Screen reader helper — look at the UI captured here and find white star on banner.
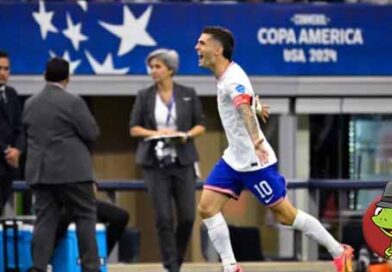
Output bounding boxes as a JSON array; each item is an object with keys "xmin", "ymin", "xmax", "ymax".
[
  {"xmin": 85, "ymin": 51, "xmax": 129, "ymax": 75},
  {"xmin": 63, "ymin": 13, "xmax": 88, "ymax": 50},
  {"xmin": 49, "ymin": 50, "xmax": 81, "ymax": 74},
  {"xmin": 77, "ymin": 0, "xmax": 88, "ymax": 12},
  {"xmin": 99, "ymin": 5, "xmax": 156, "ymax": 56},
  {"xmin": 32, "ymin": 1, "xmax": 58, "ymax": 40}
]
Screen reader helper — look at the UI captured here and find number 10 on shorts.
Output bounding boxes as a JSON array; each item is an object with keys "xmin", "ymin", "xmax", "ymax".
[{"xmin": 254, "ymin": 180, "xmax": 273, "ymax": 199}]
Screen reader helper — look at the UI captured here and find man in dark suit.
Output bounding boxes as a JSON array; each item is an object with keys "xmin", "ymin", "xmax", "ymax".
[
  {"xmin": 23, "ymin": 58, "xmax": 100, "ymax": 272},
  {"xmin": 0, "ymin": 51, "xmax": 24, "ymax": 215},
  {"xmin": 56, "ymin": 198, "xmax": 130, "ymax": 256}
]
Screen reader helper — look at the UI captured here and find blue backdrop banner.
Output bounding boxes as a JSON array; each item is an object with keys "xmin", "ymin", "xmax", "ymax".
[{"xmin": 0, "ymin": 2, "xmax": 391, "ymax": 75}]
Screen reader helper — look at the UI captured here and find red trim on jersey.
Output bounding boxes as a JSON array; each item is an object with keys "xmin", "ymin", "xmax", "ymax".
[{"xmin": 232, "ymin": 94, "xmax": 251, "ymax": 108}]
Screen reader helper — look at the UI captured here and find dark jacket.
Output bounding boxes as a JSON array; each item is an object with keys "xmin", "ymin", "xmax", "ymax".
[
  {"xmin": 22, "ymin": 84, "xmax": 100, "ymax": 185},
  {"xmin": 0, "ymin": 86, "xmax": 24, "ymax": 174},
  {"xmin": 129, "ymin": 82, "xmax": 205, "ymax": 167}
]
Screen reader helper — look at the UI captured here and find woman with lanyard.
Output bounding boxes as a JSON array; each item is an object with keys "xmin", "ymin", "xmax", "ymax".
[{"xmin": 129, "ymin": 48, "xmax": 205, "ymax": 272}]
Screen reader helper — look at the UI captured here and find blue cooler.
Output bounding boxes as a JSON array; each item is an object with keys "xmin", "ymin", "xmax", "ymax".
[
  {"xmin": 51, "ymin": 223, "xmax": 107, "ymax": 272},
  {"xmin": 0, "ymin": 221, "xmax": 33, "ymax": 272}
]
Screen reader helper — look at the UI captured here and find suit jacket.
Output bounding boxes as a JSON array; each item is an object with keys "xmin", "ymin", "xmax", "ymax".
[
  {"xmin": 22, "ymin": 84, "xmax": 100, "ymax": 185},
  {"xmin": 129, "ymin": 82, "xmax": 205, "ymax": 167},
  {"xmin": 0, "ymin": 86, "xmax": 24, "ymax": 175}
]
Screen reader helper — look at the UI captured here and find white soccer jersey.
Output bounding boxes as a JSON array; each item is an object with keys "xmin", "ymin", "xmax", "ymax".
[{"xmin": 217, "ymin": 62, "xmax": 277, "ymax": 172}]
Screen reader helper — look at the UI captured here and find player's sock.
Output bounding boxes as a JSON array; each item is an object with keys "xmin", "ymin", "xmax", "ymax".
[
  {"xmin": 292, "ymin": 209, "xmax": 344, "ymax": 258},
  {"xmin": 203, "ymin": 212, "xmax": 237, "ymax": 268}
]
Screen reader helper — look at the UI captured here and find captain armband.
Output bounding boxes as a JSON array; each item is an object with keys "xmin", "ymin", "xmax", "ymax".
[{"xmin": 232, "ymin": 94, "xmax": 251, "ymax": 108}]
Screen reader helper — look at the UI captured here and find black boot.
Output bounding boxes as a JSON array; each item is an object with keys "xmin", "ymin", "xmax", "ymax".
[{"xmin": 165, "ymin": 262, "xmax": 180, "ymax": 272}]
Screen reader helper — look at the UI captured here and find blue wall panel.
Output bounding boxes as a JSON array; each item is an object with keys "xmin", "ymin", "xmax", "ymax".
[{"xmin": 0, "ymin": 2, "xmax": 391, "ymax": 75}]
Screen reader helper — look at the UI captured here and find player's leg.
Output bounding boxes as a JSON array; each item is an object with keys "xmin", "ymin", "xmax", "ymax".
[
  {"xmin": 198, "ymin": 159, "xmax": 244, "ymax": 272},
  {"xmin": 199, "ymin": 190, "xmax": 243, "ymax": 272},
  {"xmin": 269, "ymin": 198, "xmax": 353, "ymax": 272},
  {"xmin": 243, "ymin": 164, "xmax": 353, "ymax": 272},
  {"xmin": 270, "ymin": 198, "xmax": 343, "ymax": 255}
]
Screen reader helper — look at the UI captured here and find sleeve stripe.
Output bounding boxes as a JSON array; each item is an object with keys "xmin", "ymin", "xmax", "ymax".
[{"xmin": 233, "ymin": 94, "xmax": 251, "ymax": 108}]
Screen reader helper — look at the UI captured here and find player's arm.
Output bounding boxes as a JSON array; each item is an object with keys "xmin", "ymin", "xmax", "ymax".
[{"xmin": 234, "ymin": 94, "xmax": 269, "ymax": 164}]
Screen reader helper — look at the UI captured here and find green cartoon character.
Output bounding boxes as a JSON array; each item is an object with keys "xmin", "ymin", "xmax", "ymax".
[{"xmin": 372, "ymin": 182, "xmax": 392, "ymax": 259}]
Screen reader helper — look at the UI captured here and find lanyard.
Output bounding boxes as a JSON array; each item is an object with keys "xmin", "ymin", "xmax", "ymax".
[{"xmin": 165, "ymin": 95, "xmax": 175, "ymax": 126}]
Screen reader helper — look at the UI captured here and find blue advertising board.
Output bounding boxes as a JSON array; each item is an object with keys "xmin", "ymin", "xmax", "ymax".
[{"xmin": 0, "ymin": 2, "xmax": 391, "ymax": 75}]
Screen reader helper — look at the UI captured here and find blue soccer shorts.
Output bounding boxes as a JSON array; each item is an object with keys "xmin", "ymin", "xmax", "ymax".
[{"xmin": 204, "ymin": 159, "xmax": 287, "ymax": 207}]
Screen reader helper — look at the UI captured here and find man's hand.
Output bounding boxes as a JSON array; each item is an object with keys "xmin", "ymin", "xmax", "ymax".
[
  {"xmin": 4, "ymin": 146, "xmax": 20, "ymax": 168},
  {"xmin": 92, "ymin": 182, "xmax": 98, "ymax": 195},
  {"xmin": 255, "ymin": 95, "xmax": 270, "ymax": 124},
  {"xmin": 254, "ymin": 139, "xmax": 269, "ymax": 165}
]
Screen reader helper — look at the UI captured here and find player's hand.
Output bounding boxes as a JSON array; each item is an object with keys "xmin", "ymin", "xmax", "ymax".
[
  {"xmin": 254, "ymin": 139, "xmax": 269, "ymax": 165},
  {"xmin": 255, "ymin": 95, "xmax": 270, "ymax": 124}
]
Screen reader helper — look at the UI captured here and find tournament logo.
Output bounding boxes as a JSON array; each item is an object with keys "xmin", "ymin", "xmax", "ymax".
[
  {"xmin": 235, "ymin": 84, "xmax": 246, "ymax": 93},
  {"xmin": 363, "ymin": 182, "xmax": 392, "ymax": 259}
]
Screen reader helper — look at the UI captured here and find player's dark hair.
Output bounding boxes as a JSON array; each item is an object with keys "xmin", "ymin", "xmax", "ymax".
[
  {"xmin": 202, "ymin": 26, "xmax": 234, "ymax": 61},
  {"xmin": 0, "ymin": 51, "xmax": 9, "ymax": 59}
]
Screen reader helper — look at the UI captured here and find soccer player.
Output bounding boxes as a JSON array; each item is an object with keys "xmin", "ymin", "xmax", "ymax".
[{"xmin": 194, "ymin": 26, "xmax": 353, "ymax": 272}]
